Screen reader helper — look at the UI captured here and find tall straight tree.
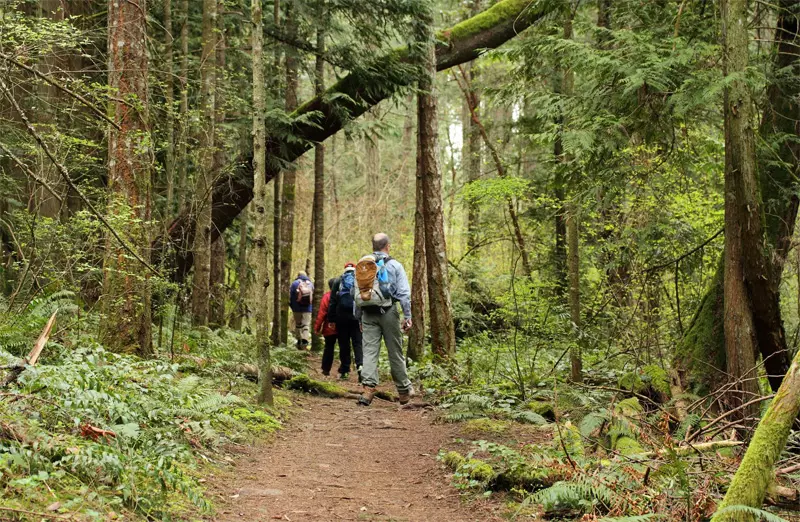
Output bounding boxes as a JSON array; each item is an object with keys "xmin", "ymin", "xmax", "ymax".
[
  {"xmin": 418, "ymin": 11, "xmax": 455, "ymax": 358},
  {"xmin": 101, "ymin": 0, "xmax": 153, "ymax": 356},
  {"xmin": 252, "ymin": 0, "xmax": 273, "ymax": 406},
  {"xmin": 311, "ymin": 13, "xmax": 326, "ymax": 353},
  {"xmin": 164, "ymin": 0, "xmax": 175, "ymax": 219},
  {"xmin": 270, "ymin": 0, "xmax": 282, "ymax": 346},
  {"xmin": 209, "ymin": 3, "xmax": 227, "ymax": 327},
  {"xmin": 278, "ymin": 0, "xmax": 299, "ymax": 345},
  {"xmin": 409, "ymin": 154, "xmax": 427, "ymax": 361},
  {"xmin": 721, "ymin": 0, "xmax": 760, "ymax": 419},
  {"xmin": 190, "ymin": 0, "xmax": 217, "ymax": 325},
  {"xmin": 177, "ymin": 0, "xmax": 190, "ymax": 210}
]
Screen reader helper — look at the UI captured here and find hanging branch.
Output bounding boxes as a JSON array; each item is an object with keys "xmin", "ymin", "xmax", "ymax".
[
  {"xmin": 0, "ymin": 78, "xmax": 161, "ymax": 277},
  {"xmin": 0, "ymin": 141, "xmax": 63, "ymax": 204},
  {"xmin": 1, "ymin": 53, "xmax": 121, "ymax": 130},
  {"xmin": 451, "ymin": 65, "xmax": 532, "ymax": 276}
]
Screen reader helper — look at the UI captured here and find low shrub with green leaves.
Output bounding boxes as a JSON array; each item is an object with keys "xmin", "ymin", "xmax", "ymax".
[{"xmin": 0, "ymin": 343, "xmax": 283, "ymax": 519}]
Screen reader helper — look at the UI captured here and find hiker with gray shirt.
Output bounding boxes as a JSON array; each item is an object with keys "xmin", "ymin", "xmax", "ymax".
[{"xmin": 355, "ymin": 233, "xmax": 413, "ymax": 406}]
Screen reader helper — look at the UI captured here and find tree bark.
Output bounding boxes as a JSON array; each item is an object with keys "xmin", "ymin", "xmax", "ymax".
[
  {"xmin": 231, "ymin": 204, "xmax": 249, "ymax": 330},
  {"xmin": 567, "ymin": 201, "xmax": 582, "ymax": 382},
  {"xmin": 278, "ymin": 0, "xmax": 298, "ymax": 345},
  {"xmin": 155, "ymin": 0, "xmax": 550, "ymax": 280},
  {"xmin": 101, "ymin": 0, "xmax": 153, "ymax": 356},
  {"xmin": 190, "ymin": 0, "xmax": 217, "ymax": 326},
  {"xmin": 312, "ymin": 18, "xmax": 326, "ymax": 353},
  {"xmin": 209, "ymin": 5, "xmax": 227, "ymax": 327},
  {"xmin": 270, "ymin": 0, "xmax": 282, "ymax": 347},
  {"xmin": 418, "ymin": 14, "xmax": 456, "ymax": 359},
  {"xmin": 164, "ymin": 0, "xmax": 175, "ymax": 220},
  {"xmin": 721, "ymin": 0, "xmax": 764, "ymax": 420},
  {"xmin": 178, "ymin": 0, "xmax": 190, "ymax": 211},
  {"xmin": 409, "ymin": 145, "xmax": 427, "ymax": 361},
  {"xmin": 252, "ymin": 0, "xmax": 274, "ymax": 406},
  {"xmin": 463, "ymin": 62, "xmax": 481, "ymax": 255}
]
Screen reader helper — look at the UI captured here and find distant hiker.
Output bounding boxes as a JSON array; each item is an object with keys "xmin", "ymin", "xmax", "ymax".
[
  {"xmin": 289, "ymin": 271, "xmax": 314, "ymax": 350},
  {"xmin": 328, "ymin": 262, "xmax": 363, "ymax": 382},
  {"xmin": 356, "ymin": 233, "xmax": 413, "ymax": 406},
  {"xmin": 316, "ymin": 278, "xmax": 348, "ymax": 378}
]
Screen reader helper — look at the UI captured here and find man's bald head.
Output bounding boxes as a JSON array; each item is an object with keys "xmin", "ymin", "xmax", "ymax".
[{"xmin": 372, "ymin": 233, "xmax": 390, "ymax": 252}]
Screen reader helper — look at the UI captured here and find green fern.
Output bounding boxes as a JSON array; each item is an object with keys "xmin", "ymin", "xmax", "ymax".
[
  {"xmin": 711, "ymin": 506, "xmax": 789, "ymax": 522},
  {"xmin": 598, "ymin": 515, "xmax": 662, "ymax": 522}
]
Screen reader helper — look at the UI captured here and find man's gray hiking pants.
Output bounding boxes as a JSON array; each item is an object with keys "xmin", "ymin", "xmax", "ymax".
[{"xmin": 360, "ymin": 305, "xmax": 412, "ymax": 393}]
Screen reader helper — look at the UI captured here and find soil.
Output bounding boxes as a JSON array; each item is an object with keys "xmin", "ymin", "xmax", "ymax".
[{"xmin": 208, "ymin": 381, "xmax": 506, "ymax": 521}]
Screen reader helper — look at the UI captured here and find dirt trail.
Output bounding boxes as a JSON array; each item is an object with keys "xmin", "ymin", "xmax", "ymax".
[{"xmin": 210, "ymin": 392, "xmax": 504, "ymax": 521}]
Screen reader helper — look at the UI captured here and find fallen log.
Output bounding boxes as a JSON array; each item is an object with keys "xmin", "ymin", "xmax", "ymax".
[{"xmin": 1, "ymin": 311, "xmax": 57, "ymax": 388}]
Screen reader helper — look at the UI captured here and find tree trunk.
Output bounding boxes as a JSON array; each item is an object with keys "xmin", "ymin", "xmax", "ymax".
[
  {"xmin": 365, "ymin": 110, "xmax": 381, "ymax": 202},
  {"xmin": 409, "ymin": 151, "xmax": 427, "ymax": 361},
  {"xmin": 252, "ymin": 0, "xmax": 274, "ymax": 406},
  {"xmin": 178, "ymin": 0, "xmax": 190, "ymax": 211},
  {"xmin": 164, "ymin": 0, "xmax": 175, "ymax": 220},
  {"xmin": 270, "ymin": 0, "xmax": 283, "ymax": 347},
  {"xmin": 155, "ymin": 0, "xmax": 551, "ymax": 280},
  {"xmin": 715, "ymin": 349, "xmax": 800, "ymax": 521},
  {"xmin": 562, "ymin": 14, "xmax": 581, "ymax": 382},
  {"xmin": 463, "ymin": 63, "xmax": 481, "ymax": 255},
  {"xmin": 721, "ymin": 0, "xmax": 762, "ymax": 420},
  {"xmin": 278, "ymin": 0, "xmax": 298, "ymax": 345},
  {"xmin": 418, "ymin": 14, "xmax": 456, "ymax": 359},
  {"xmin": 209, "ymin": 6, "xmax": 227, "ymax": 327},
  {"xmin": 101, "ymin": 0, "xmax": 153, "ymax": 356},
  {"xmin": 312, "ymin": 19, "xmax": 326, "ymax": 353},
  {"xmin": 231, "ymin": 204, "xmax": 249, "ymax": 330},
  {"xmin": 675, "ymin": 0, "xmax": 800, "ymax": 397},
  {"xmin": 190, "ymin": 0, "xmax": 217, "ymax": 326},
  {"xmin": 567, "ymin": 201, "xmax": 582, "ymax": 382}
]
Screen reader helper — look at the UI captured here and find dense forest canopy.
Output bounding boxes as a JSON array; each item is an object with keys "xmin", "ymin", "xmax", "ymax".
[{"xmin": 3, "ymin": 0, "xmax": 800, "ymax": 520}]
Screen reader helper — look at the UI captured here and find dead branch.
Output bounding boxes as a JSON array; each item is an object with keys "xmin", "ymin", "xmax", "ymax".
[{"xmin": 2, "ymin": 310, "xmax": 57, "ymax": 388}]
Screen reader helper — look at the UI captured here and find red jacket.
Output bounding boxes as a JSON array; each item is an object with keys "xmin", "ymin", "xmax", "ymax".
[{"xmin": 314, "ymin": 292, "xmax": 337, "ymax": 337}]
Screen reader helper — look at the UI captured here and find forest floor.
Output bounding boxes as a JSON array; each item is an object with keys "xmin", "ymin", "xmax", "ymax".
[{"xmin": 206, "ymin": 364, "xmax": 507, "ymax": 521}]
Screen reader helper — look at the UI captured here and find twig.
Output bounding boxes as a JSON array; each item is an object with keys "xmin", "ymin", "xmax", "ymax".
[
  {"xmin": 0, "ymin": 505, "xmax": 75, "ymax": 520},
  {"xmin": 0, "ymin": 142, "xmax": 64, "ymax": 203}
]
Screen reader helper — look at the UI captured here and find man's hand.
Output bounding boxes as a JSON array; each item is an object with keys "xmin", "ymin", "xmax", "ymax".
[
  {"xmin": 327, "ymin": 322, "xmax": 336, "ymax": 331},
  {"xmin": 401, "ymin": 318, "xmax": 412, "ymax": 333}
]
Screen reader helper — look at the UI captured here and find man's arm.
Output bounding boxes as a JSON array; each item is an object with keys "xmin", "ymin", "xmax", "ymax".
[
  {"xmin": 391, "ymin": 261, "xmax": 412, "ymax": 320},
  {"xmin": 289, "ymin": 280, "xmax": 297, "ymax": 310}
]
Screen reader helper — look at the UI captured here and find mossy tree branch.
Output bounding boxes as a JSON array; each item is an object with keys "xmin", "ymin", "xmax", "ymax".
[{"xmin": 155, "ymin": 0, "xmax": 551, "ymax": 280}]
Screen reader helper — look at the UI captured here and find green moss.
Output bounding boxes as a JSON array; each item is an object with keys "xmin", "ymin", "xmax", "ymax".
[
  {"xmin": 613, "ymin": 436, "xmax": 645, "ymax": 456},
  {"xmin": 674, "ymin": 262, "xmax": 726, "ymax": 396},
  {"xmin": 230, "ymin": 408, "xmax": 281, "ymax": 434},
  {"xmin": 558, "ymin": 421, "xmax": 584, "ymax": 458},
  {"xmin": 440, "ymin": 0, "xmax": 533, "ymax": 43},
  {"xmin": 615, "ymin": 398, "xmax": 643, "ymax": 417},
  {"xmin": 527, "ymin": 401, "xmax": 556, "ymax": 422},
  {"xmin": 441, "ymin": 450, "xmax": 466, "ymax": 469},
  {"xmin": 618, "ymin": 371, "xmax": 644, "ymax": 393},
  {"xmin": 463, "ymin": 418, "xmax": 510, "ymax": 435},
  {"xmin": 285, "ymin": 374, "xmax": 348, "ymax": 398},
  {"xmin": 642, "ymin": 364, "xmax": 670, "ymax": 395}
]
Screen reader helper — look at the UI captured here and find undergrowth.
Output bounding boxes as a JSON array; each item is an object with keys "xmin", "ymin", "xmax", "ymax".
[{"xmin": 0, "ymin": 301, "xmax": 294, "ymax": 520}]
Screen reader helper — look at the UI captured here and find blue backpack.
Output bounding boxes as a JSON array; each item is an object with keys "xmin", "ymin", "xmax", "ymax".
[{"xmin": 337, "ymin": 270, "xmax": 356, "ymax": 317}]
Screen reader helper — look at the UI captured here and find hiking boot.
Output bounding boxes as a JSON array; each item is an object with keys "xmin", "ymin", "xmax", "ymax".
[
  {"xmin": 358, "ymin": 386, "xmax": 375, "ymax": 406},
  {"xmin": 321, "ymin": 371, "xmax": 330, "ymax": 377},
  {"xmin": 398, "ymin": 386, "xmax": 414, "ymax": 405},
  {"xmin": 340, "ymin": 372, "xmax": 350, "ymax": 381},
  {"xmin": 356, "ymin": 365, "xmax": 363, "ymax": 384}
]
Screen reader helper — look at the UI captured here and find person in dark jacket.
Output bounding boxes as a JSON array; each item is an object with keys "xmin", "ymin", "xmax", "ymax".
[
  {"xmin": 289, "ymin": 271, "xmax": 314, "ymax": 350},
  {"xmin": 316, "ymin": 278, "xmax": 348, "ymax": 379},
  {"xmin": 328, "ymin": 262, "xmax": 363, "ymax": 382}
]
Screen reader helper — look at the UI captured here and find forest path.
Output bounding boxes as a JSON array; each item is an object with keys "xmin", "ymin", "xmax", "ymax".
[{"xmin": 209, "ymin": 386, "xmax": 504, "ymax": 521}]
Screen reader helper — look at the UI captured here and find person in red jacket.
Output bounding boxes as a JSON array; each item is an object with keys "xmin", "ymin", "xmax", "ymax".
[{"xmin": 315, "ymin": 278, "xmax": 344, "ymax": 378}]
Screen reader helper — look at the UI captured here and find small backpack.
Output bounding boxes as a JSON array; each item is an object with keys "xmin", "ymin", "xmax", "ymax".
[
  {"xmin": 337, "ymin": 270, "xmax": 356, "ymax": 317},
  {"xmin": 354, "ymin": 254, "xmax": 393, "ymax": 309},
  {"xmin": 297, "ymin": 279, "xmax": 313, "ymax": 306}
]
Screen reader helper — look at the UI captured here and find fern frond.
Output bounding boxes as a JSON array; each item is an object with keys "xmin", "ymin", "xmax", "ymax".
[{"xmin": 711, "ymin": 506, "xmax": 789, "ymax": 522}]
